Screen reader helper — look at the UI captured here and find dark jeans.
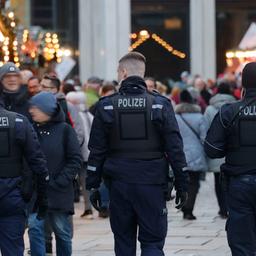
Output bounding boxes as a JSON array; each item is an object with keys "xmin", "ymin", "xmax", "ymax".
[
  {"xmin": 110, "ymin": 181, "xmax": 167, "ymax": 256},
  {"xmin": 226, "ymin": 175, "xmax": 256, "ymax": 256},
  {"xmin": 214, "ymin": 172, "xmax": 228, "ymax": 215},
  {"xmin": 182, "ymin": 171, "xmax": 201, "ymax": 214}
]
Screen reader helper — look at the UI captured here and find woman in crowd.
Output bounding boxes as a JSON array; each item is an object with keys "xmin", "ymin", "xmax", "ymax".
[
  {"xmin": 204, "ymin": 82, "xmax": 235, "ymax": 218},
  {"xmin": 175, "ymin": 90, "xmax": 208, "ymax": 220},
  {"xmin": 28, "ymin": 92, "xmax": 82, "ymax": 256},
  {"xmin": 66, "ymin": 91, "xmax": 94, "ymax": 219}
]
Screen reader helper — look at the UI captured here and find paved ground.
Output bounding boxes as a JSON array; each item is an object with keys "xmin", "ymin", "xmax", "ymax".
[{"xmin": 24, "ymin": 173, "xmax": 231, "ymax": 255}]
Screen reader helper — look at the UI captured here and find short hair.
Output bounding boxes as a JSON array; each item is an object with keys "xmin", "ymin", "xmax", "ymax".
[
  {"xmin": 28, "ymin": 76, "xmax": 39, "ymax": 83},
  {"xmin": 43, "ymin": 74, "xmax": 61, "ymax": 90},
  {"xmin": 63, "ymin": 82, "xmax": 75, "ymax": 95},
  {"xmin": 101, "ymin": 82, "xmax": 116, "ymax": 95},
  {"xmin": 217, "ymin": 81, "xmax": 232, "ymax": 95},
  {"xmin": 119, "ymin": 52, "xmax": 146, "ymax": 78}
]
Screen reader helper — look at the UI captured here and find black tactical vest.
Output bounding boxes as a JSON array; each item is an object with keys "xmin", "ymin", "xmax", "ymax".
[
  {"xmin": 225, "ymin": 100, "xmax": 256, "ymax": 166},
  {"xmin": 0, "ymin": 109, "xmax": 23, "ymax": 177},
  {"xmin": 108, "ymin": 92, "xmax": 164, "ymax": 159}
]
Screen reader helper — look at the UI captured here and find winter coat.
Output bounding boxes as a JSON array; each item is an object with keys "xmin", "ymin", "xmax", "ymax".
[
  {"xmin": 2, "ymin": 85, "xmax": 31, "ymax": 120},
  {"xmin": 67, "ymin": 102, "xmax": 85, "ymax": 146},
  {"xmin": 204, "ymin": 93, "xmax": 235, "ymax": 172},
  {"xmin": 175, "ymin": 103, "xmax": 208, "ymax": 172},
  {"xmin": 33, "ymin": 105, "xmax": 82, "ymax": 214}
]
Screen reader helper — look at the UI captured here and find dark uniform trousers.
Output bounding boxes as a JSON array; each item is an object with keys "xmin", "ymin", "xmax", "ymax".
[
  {"xmin": 0, "ymin": 186, "xmax": 27, "ymax": 256},
  {"xmin": 226, "ymin": 175, "xmax": 256, "ymax": 256},
  {"xmin": 109, "ymin": 180, "xmax": 167, "ymax": 256}
]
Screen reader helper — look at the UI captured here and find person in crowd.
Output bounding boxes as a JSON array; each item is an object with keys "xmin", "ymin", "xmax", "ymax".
[
  {"xmin": 194, "ymin": 77, "xmax": 212, "ymax": 106},
  {"xmin": 62, "ymin": 81, "xmax": 76, "ymax": 95},
  {"xmin": 84, "ymin": 76, "xmax": 102, "ymax": 109},
  {"xmin": 156, "ymin": 81, "xmax": 168, "ymax": 96},
  {"xmin": 0, "ymin": 62, "xmax": 36, "ymax": 209},
  {"xmin": 40, "ymin": 74, "xmax": 84, "ymax": 252},
  {"xmin": 0, "ymin": 67, "xmax": 48, "ymax": 256},
  {"xmin": 0, "ymin": 63, "xmax": 30, "ymax": 119},
  {"xmin": 27, "ymin": 76, "xmax": 42, "ymax": 97},
  {"xmin": 88, "ymin": 82, "xmax": 117, "ymax": 218},
  {"xmin": 175, "ymin": 90, "xmax": 208, "ymax": 220},
  {"xmin": 40, "ymin": 74, "xmax": 73, "ymax": 126},
  {"xmin": 86, "ymin": 52, "xmax": 188, "ymax": 255},
  {"xmin": 204, "ymin": 62, "xmax": 256, "ymax": 255},
  {"xmin": 204, "ymin": 82, "xmax": 235, "ymax": 218},
  {"xmin": 206, "ymin": 79, "xmax": 218, "ymax": 95},
  {"xmin": 89, "ymin": 81, "xmax": 117, "ymax": 115},
  {"xmin": 171, "ymin": 86, "xmax": 181, "ymax": 105},
  {"xmin": 28, "ymin": 91, "xmax": 82, "ymax": 256},
  {"xmin": 66, "ymin": 91, "xmax": 94, "ymax": 219},
  {"xmin": 20, "ymin": 69, "xmax": 33, "ymax": 85},
  {"xmin": 174, "ymin": 71, "xmax": 190, "ymax": 90},
  {"xmin": 145, "ymin": 76, "xmax": 157, "ymax": 92}
]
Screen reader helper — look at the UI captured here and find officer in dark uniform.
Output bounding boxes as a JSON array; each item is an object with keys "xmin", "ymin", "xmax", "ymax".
[
  {"xmin": 0, "ymin": 81, "xmax": 48, "ymax": 255},
  {"xmin": 205, "ymin": 62, "xmax": 256, "ymax": 256},
  {"xmin": 86, "ymin": 52, "xmax": 188, "ymax": 256}
]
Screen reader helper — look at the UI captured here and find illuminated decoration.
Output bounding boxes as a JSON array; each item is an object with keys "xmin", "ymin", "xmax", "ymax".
[
  {"xmin": 0, "ymin": 7, "xmax": 20, "ymax": 66},
  {"xmin": 129, "ymin": 30, "xmax": 186, "ymax": 59},
  {"xmin": 225, "ymin": 49, "xmax": 256, "ymax": 71},
  {"xmin": 129, "ymin": 30, "xmax": 150, "ymax": 51}
]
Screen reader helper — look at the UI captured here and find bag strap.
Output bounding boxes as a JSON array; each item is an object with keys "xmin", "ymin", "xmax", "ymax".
[{"xmin": 179, "ymin": 114, "xmax": 201, "ymax": 142}]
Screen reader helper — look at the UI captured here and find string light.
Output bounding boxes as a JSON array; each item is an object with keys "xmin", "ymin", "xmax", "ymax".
[
  {"xmin": 129, "ymin": 31, "xmax": 186, "ymax": 59},
  {"xmin": 8, "ymin": 12, "xmax": 14, "ymax": 19}
]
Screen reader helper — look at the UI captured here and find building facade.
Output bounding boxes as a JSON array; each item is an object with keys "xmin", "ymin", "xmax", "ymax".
[{"xmin": 10, "ymin": 0, "xmax": 256, "ymax": 81}]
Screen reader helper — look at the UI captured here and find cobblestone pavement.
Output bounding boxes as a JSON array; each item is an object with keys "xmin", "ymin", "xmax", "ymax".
[{"xmin": 25, "ymin": 173, "xmax": 231, "ymax": 255}]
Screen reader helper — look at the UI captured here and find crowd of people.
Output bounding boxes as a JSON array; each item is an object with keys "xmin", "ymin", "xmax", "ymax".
[{"xmin": 0, "ymin": 59, "xmax": 244, "ymax": 255}]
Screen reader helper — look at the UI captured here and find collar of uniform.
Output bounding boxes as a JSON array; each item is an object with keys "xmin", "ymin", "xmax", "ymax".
[
  {"xmin": 244, "ymin": 88, "xmax": 256, "ymax": 99},
  {"xmin": 0, "ymin": 97, "xmax": 4, "ymax": 107},
  {"xmin": 120, "ymin": 76, "xmax": 146, "ymax": 94}
]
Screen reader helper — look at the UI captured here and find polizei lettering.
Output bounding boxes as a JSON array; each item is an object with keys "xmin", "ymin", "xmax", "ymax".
[
  {"xmin": 0, "ymin": 117, "xmax": 9, "ymax": 127},
  {"xmin": 241, "ymin": 105, "xmax": 256, "ymax": 116},
  {"xmin": 118, "ymin": 98, "xmax": 146, "ymax": 108}
]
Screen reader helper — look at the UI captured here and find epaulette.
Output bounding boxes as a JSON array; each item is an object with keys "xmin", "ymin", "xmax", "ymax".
[
  {"xmin": 148, "ymin": 90, "xmax": 171, "ymax": 103},
  {"xmin": 99, "ymin": 92, "xmax": 119, "ymax": 101}
]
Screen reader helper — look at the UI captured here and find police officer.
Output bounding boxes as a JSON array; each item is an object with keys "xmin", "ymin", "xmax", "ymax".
[
  {"xmin": 0, "ymin": 79, "xmax": 48, "ymax": 255},
  {"xmin": 205, "ymin": 62, "xmax": 256, "ymax": 256},
  {"xmin": 86, "ymin": 52, "xmax": 189, "ymax": 256}
]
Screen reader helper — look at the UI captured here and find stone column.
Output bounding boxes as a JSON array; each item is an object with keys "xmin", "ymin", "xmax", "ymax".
[
  {"xmin": 79, "ymin": 0, "xmax": 131, "ymax": 82},
  {"xmin": 190, "ymin": 0, "xmax": 216, "ymax": 79}
]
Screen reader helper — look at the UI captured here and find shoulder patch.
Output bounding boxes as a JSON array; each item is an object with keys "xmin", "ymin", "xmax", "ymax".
[{"xmin": 15, "ymin": 118, "xmax": 24, "ymax": 122}]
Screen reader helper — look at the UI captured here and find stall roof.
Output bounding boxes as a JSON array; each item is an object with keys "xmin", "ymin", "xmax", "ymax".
[{"xmin": 239, "ymin": 22, "xmax": 256, "ymax": 50}]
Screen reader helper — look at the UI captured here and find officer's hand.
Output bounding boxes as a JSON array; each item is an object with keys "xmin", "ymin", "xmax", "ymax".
[
  {"xmin": 164, "ymin": 181, "xmax": 174, "ymax": 201},
  {"xmin": 175, "ymin": 191, "xmax": 188, "ymax": 209},
  {"xmin": 90, "ymin": 189, "xmax": 102, "ymax": 212}
]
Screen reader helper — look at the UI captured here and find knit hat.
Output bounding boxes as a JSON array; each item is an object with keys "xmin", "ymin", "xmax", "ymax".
[
  {"xmin": 242, "ymin": 62, "xmax": 256, "ymax": 88},
  {"xmin": 30, "ymin": 92, "xmax": 57, "ymax": 116},
  {"xmin": 0, "ymin": 62, "xmax": 20, "ymax": 81}
]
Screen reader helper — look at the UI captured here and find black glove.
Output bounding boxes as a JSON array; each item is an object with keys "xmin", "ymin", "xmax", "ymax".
[
  {"xmin": 175, "ymin": 190, "xmax": 188, "ymax": 209},
  {"xmin": 164, "ymin": 180, "xmax": 174, "ymax": 201},
  {"xmin": 36, "ymin": 197, "xmax": 48, "ymax": 220},
  {"xmin": 90, "ymin": 189, "xmax": 102, "ymax": 212}
]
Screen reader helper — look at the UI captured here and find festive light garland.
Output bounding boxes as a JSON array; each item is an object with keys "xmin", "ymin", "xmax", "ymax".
[
  {"xmin": 129, "ymin": 30, "xmax": 186, "ymax": 59},
  {"xmin": 0, "ymin": 9, "xmax": 20, "ymax": 66}
]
